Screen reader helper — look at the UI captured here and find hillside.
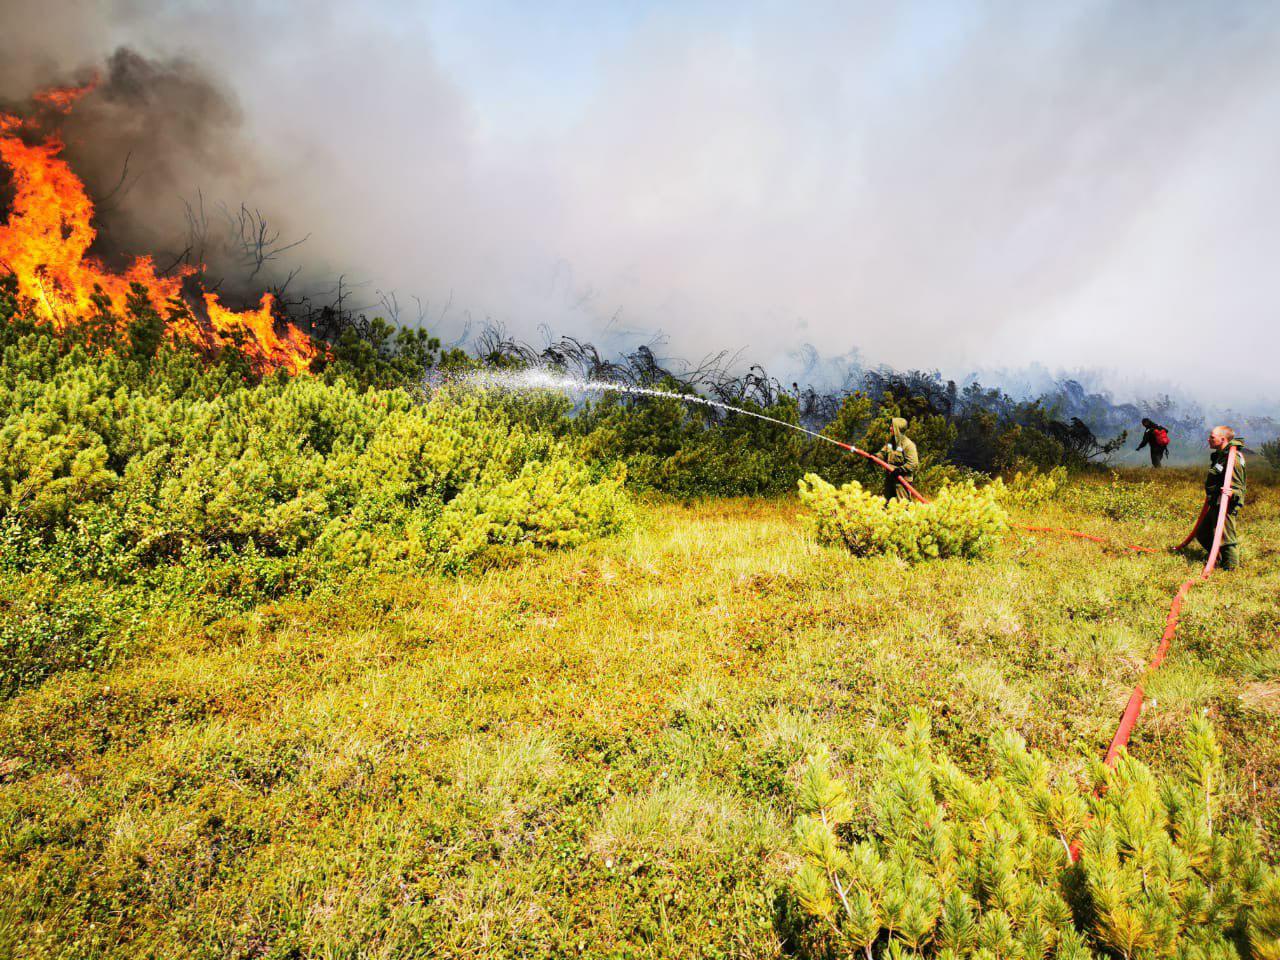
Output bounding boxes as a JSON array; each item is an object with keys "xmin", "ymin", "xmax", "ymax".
[{"xmin": 3, "ymin": 468, "xmax": 1277, "ymax": 958}]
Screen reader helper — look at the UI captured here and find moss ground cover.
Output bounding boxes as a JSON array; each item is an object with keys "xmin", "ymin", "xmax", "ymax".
[{"xmin": 0, "ymin": 466, "xmax": 1276, "ymax": 957}]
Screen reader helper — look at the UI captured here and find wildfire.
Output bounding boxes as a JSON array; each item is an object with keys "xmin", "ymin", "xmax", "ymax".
[
  {"xmin": 0, "ymin": 84, "xmax": 318, "ymax": 375},
  {"xmin": 33, "ymin": 78, "xmax": 98, "ymax": 113}
]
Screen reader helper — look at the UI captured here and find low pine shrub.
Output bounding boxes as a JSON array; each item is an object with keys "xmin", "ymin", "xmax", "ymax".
[
  {"xmin": 989, "ymin": 466, "xmax": 1068, "ymax": 509},
  {"xmin": 790, "ymin": 712, "xmax": 1279, "ymax": 960},
  {"xmin": 439, "ymin": 459, "xmax": 632, "ymax": 562},
  {"xmin": 0, "ymin": 313, "xmax": 636, "ymax": 691},
  {"xmin": 797, "ymin": 475, "xmax": 1008, "ymax": 561}
]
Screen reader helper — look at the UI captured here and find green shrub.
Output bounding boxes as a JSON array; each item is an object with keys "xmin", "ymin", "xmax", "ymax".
[
  {"xmin": 0, "ymin": 574, "xmax": 143, "ymax": 695},
  {"xmin": 797, "ymin": 475, "xmax": 1008, "ymax": 561},
  {"xmin": 576, "ymin": 387, "xmax": 811, "ymax": 498},
  {"xmin": 990, "ymin": 467, "xmax": 1068, "ymax": 509},
  {"xmin": 1067, "ymin": 474, "xmax": 1164, "ymax": 522},
  {"xmin": 0, "ymin": 322, "xmax": 630, "ymax": 575},
  {"xmin": 0, "ymin": 309, "xmax": 635, "ymax": 692},
  {"xmin": 790, "ymin": 712, "xmax": 1278, "ymax": 960},
  {"xmin": 439, "ymin": 459, "xmax": 631, "ymax": 562}
]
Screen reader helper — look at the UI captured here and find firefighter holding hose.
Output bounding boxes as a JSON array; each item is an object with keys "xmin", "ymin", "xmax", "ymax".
[
  {"xmin": 1192, "ymin": 426, "xmax": 1246, "ymax": 570},
  {"xmin": 880, "ymin": 417, "xmax": 919, "ymax": 502}
]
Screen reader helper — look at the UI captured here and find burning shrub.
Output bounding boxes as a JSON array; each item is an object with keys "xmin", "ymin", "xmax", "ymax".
[
  {"xmin": 797, "ymin": 474, "xmax": 1008, "ymax": 561},
  {"xmin": 788, "ymin": 712, "xmax": 1279, "ymax": 960}
]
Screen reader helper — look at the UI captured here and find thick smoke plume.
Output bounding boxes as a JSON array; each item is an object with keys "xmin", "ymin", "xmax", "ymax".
[{"xmin": 2, "ymin": 1, "xmax": 1279, "ymax": 412}]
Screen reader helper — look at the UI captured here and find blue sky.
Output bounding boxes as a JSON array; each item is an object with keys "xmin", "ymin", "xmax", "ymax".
[{"xmin": 424, "ymin": 2, "xmax": 663, "ymax": 136}]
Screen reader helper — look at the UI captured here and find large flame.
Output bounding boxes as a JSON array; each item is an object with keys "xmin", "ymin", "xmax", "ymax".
[{"xmin": 0, "ymin": 84, "xmax": 318, "ymax": 375}]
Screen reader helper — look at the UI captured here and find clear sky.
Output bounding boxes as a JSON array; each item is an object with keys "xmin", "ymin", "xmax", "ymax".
[{"xmin": 3, "ymin": 1, "xmax": 1279, "ymax": 409}]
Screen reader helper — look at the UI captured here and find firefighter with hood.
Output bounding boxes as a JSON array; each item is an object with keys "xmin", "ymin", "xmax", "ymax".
[
  {"xmin": 1191, "ymin": 426, "xmax": 1246, "ymax": 570},
  {"xmin": 880, "ymin": 417, "xmax": 919, "ymax": 502},
  {"xmin": 1136, "ymin": 417, "xmax": 1171, "ymax": 467}
]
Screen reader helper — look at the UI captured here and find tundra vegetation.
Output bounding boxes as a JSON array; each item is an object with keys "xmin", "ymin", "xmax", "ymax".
[{"xmin": 1, "ymin": 281, "xmax": 1278, "ymax": 958}]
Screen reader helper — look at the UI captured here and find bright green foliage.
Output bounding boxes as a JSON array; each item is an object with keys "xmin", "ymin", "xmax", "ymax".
[
  {"xmin": 797, "ymin": 474, "xmax": 1009, "ymax": 561},
  {"xmin": 0, "ymin": 346, "xmax": 621, "ymax": 567},
  {"xmin": 576, "ymin": 386, "xmax": 812, "ymax": 497},
  {"xmin": 862, "ymin": 405, "xmax": 957, "ymax": 474},
  {"xmin": 1078, "ymin": 716, "xmax": 1273, "ymax": 960},
  {"xmin": 990, "ymin": 467, "xmax": 1069, "ymax": 508},
  {"xmin": 439, "ymin": 458, "xmax": 631, "ymax": 561},
  {"xmin": 0, "ymin": 292, "xmax": 631, "ymax": 693},
  {"xmin": 791, "ymin": 713, "xmax": 1280, "ymax": 960}
]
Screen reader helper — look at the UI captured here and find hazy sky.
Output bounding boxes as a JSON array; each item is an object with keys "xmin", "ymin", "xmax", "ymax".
[{"xmin": 3, "ymin": 1, "xmax": 1279, "ymax": 407}]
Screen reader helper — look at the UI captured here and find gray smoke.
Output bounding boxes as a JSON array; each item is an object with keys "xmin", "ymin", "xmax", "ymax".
[{"xmin": 2, "ymin": 1, "xmax": 1279, "ymax": 409}]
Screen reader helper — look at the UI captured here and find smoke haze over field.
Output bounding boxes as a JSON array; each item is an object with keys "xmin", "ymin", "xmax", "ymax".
[{"xmin": 2, "ymin": 1, "xmax": 1279, "ymax": 409}]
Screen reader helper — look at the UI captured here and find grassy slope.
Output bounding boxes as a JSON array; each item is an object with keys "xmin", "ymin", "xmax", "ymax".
[{"xmin": 1, "ymin": 468, "xmax": 1277, "ymax": 958}]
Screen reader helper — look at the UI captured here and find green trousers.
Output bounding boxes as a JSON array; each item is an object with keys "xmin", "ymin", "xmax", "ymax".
[
  {"xmin": 883, "ymin": 472, "xmax": 914, "ymax": 502},
  {"xmin": 1195, "ymin": 501, "xmax": 1241, "ymax": 570}
]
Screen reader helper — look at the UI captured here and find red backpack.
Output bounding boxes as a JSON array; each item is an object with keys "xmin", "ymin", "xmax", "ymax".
[{"xmin": 1153, "ymin": 427, "xmax": 1169, "ymax": 447}]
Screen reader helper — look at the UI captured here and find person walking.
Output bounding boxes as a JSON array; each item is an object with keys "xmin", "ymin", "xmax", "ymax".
[
  {"xmin": 1192, "ymin": 426, "xmax": 1246, "ymax": 570},
  {"xmin": 879, "ymin": 417, "xmax": 919, "ymax": 502},
  {"xmin": 1136, "ymin": 418, "xmax": 1171, "ymax": 467}
]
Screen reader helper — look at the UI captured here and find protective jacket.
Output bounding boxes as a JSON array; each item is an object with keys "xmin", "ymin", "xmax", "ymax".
[
  {"xmin": 1136, "ymin": 424, "xmax": 1170, "ymax": 467},
  {"xmin": 879, "ymin": 417, "xmax": 919, "ymax": 501},
  {"xmin": 1204, "ymin": 438, "xmax": 1246, "ymax": 505},
  {"xmin": 1194, "ymin": 438, "xmax": 1246, "ymax": 570},
  {"xmin": 1136, "ymin": 425, "xmax": 1168, "ymax": 451}
]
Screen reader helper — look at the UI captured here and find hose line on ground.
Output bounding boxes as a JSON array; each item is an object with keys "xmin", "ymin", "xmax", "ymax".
[{"xmin": 840, "ymin": 441, "xmax": 1240, "ymax": 860}]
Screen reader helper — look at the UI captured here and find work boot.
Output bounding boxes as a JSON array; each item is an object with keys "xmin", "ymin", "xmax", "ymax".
[{"xmin": 1218, "ymin": 542, "xmax": 1240, "ymax": 571}]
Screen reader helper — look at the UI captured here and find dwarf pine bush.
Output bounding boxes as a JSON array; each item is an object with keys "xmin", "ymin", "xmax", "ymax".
[
  {"xmin": 989, "ymin": 467, "xmax": 1068, "ymax": 509},
  {"xmin": 439, "ymin": 458, "xmax": 631, "ymax": 560},
  {"xmin": 791, "ymin": 712, "xmax": 1279, "ymax": 960},
  {"xmin": 0, "ymin": 304, "xmax": 632, "ymax": 691},
  {"xmin": 797, "ymin": 475, "xmax": 1009, "ymax": 561}
]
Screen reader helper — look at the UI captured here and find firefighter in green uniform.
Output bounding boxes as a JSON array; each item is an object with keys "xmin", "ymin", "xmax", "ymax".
[
  {"xmin": 1192, "ymin": 425, "xmax": 1246, "ymax": 570},
  {"xmin": 879, "ymin": 417, "xmax": 919, "ymax": 502}
]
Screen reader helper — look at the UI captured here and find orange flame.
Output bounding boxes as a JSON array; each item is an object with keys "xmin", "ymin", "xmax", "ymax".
[
  {"xmin": 0, "ymin": 85, "xmax": 318, "ymax": 375},
  {"xmin": 33, "ymin": 77, "xmax": 98, "ymax": 113}
]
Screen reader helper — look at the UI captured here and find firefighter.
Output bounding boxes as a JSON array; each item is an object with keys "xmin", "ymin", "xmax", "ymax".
[
  {"xmin": 1136, "ymin": 418, "xmax": 1171, "ymax": 467},
  {"xmin": 1192, "ymin": 425, "xmax": 1246, "ymax": 571},
  {"xmin": 879, "ymin": 417, "xmax": 919, "ymax": 502}
]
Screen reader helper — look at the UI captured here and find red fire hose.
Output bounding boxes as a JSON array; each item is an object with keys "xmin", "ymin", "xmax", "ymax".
[
  {"xmin": 1102, "ymin": 446, "xmax": 1238, "ymax": 766},
  {"xmin": 835, "ymin": 442, "xmax": 929, "ymax": 503},
  {"xmin": 844, "ymin": 439, "xmax": 1241, "ymax": 856},
  {"xmin": 838, "ymin": 441, "xmax": 1157, "ymax": 554}
]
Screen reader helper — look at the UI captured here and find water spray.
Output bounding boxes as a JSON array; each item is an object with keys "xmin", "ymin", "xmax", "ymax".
[
  {"xmin": 462, "ymin": 365, "xmax": 1238, "ymax": 827},
  {"xmin": 461, "ymin": 368, "xmax": 925, "ymax": 498}
]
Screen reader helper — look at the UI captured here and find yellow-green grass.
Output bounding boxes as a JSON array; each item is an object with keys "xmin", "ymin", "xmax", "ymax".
[{"xmin": 1, "ymin": 467, "xmax": 1277, "ymax": 958}]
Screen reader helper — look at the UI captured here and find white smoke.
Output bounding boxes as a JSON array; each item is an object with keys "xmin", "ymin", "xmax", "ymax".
[{"xmin": 3, "ymin": 1, "xmax": 1279, "ymax": 410}]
